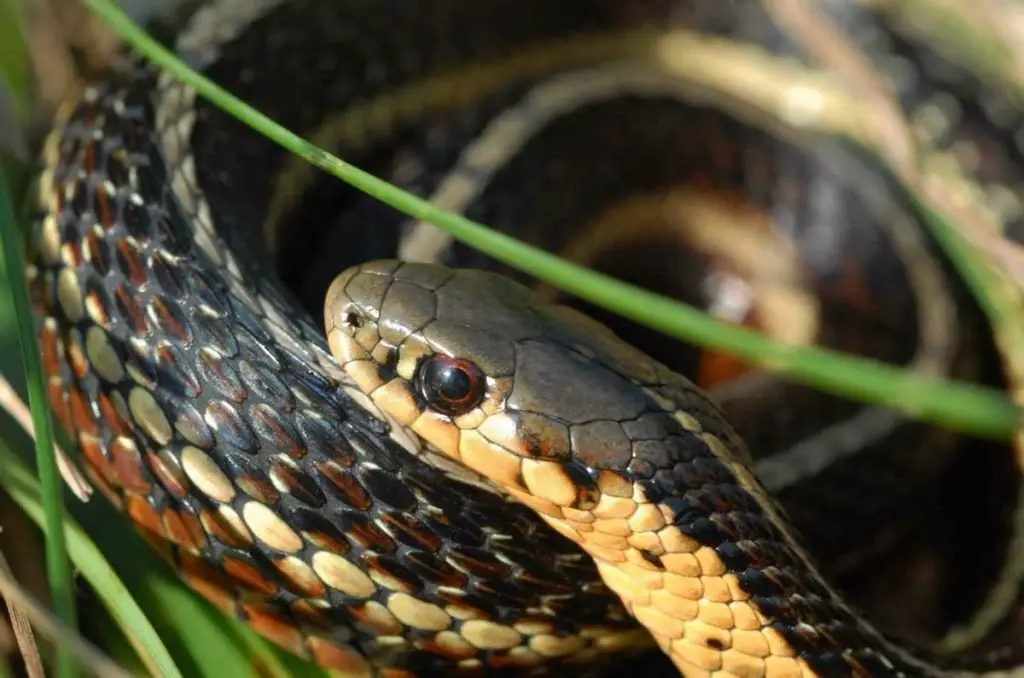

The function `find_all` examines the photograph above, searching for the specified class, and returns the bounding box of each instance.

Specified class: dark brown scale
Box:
[161,506,208,551]
[486,537,537,561]
[93,181,116,229]
[268,455,327,508]
[199,508,250,549]
[234,326,284,372]
[339,510,398,553]
[345,603,401,636]
[148,251,187,300]
[124,344,161,391]
[314,460,373,510]
[130,152,162,208]
[366,552,425,593]
[472,579,536,611]
[84,226,112,274]
[152,211,192,258]
[437,589,499,620]
[188,305,239,357]
[148,295,192,345]
[513,573,574,597]
[65,330,89,378]
[186,268,232,319]
[357,465,418,511]
[377,511,442,552]
[288,507,351,555]
[113,238,147,287]
[233,474,280,506]
[271,558,327,598]
[222,554,279,596]
[178,549,236,610]
[37,324,62,376]
[240,602,306,654]
[104,147,130,192]
[295,412,358,465]
[581,581,610,598]
[341,422,407,471]
[124,492,163,537]
[67,175,91,219]
[197,347,245,402]
[413,637,476,661]
[113,284,147,333]
[249,404,304,458]
[418,513,488,552]
[67,386,100,437]
[402,550,468,588]
[78,430,113,480]
[60,239,85,270]
[57,131,83,168]
[403,471,474,518]
[713,538,759,571]
[306,640,376,674]
[237,360,296,408]
[288,599,332,626]
[119,198,148,241]
[153,343,203,399]
[203,399,258,453]
[83,283,112,328]
[110,437,152,494]
[488,653,542,671]
[571,421,633,469]
[446,547,512,580]
[94,394,129,435]
[517,420,571,460]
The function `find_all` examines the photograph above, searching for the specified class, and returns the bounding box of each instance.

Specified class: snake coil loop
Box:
[27,0,1024,676]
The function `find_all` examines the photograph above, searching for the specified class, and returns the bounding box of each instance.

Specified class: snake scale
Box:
[22,0,1024,675]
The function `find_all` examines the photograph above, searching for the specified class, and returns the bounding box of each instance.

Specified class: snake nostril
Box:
[344,311,364,329]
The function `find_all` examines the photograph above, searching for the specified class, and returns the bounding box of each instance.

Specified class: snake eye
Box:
[415,355,486,416]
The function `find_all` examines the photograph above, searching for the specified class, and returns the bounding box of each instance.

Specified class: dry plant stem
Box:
[0,549,44,678]
[0,565,133,678]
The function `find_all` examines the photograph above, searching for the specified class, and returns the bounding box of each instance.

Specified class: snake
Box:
[22,0,1024,675]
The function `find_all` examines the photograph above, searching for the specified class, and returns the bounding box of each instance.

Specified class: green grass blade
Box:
[0,0,30,128]
[77,0,1021,440]
[0,171,77,677]
[0,445,182,678]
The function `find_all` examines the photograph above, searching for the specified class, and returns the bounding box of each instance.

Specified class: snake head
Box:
[324,259,750,513]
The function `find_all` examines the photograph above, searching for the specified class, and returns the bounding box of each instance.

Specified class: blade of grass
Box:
[78,0,1021,441]
[0,0,30,131]
[0,170,76,677]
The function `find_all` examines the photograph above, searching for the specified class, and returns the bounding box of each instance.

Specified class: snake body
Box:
[24,0,1024,675]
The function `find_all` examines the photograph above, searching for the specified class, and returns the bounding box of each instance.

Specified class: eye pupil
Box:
[436,367,471,400]
[416,356,486,416]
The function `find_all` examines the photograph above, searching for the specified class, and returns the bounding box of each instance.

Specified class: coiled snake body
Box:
[25,0,1024,675]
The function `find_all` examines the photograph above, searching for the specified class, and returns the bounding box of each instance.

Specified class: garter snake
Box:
[22,0,1024,675]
